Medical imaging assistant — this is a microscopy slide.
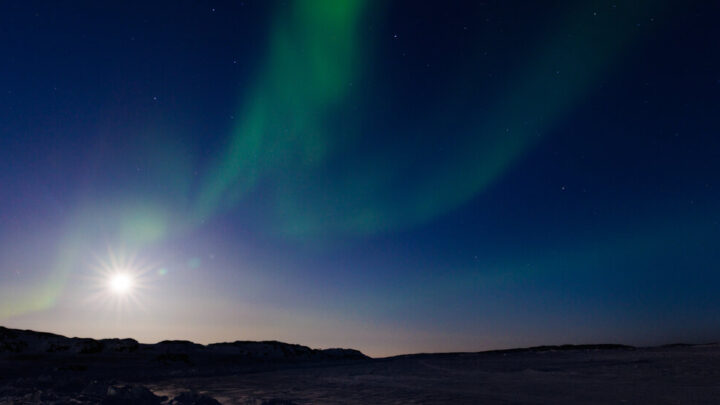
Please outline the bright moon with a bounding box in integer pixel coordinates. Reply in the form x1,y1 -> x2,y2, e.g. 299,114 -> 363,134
109,273 -> 133,294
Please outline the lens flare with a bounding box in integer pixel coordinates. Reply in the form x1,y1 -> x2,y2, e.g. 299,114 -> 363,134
108,273 -> 133,295
84,247 -> 158,315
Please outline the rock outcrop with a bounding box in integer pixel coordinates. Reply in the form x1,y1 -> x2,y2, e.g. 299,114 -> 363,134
0,325 -> 368,362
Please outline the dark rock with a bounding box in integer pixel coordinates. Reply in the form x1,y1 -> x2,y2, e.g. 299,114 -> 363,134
155,340 -> 204,352
82,380 -> 110,399
0,325 -> 370,372
79,338 -> 104,354
48,343 -> 71,352
0,327 -> 28,353
102,338 -> 140,352
320,348 -> 369,360
57,363 -> 88,372
54,379 -> 86,393
207,341 -> 312,360
156,352 -> 192,365
169,390 -> 222,405
103,384 -> 166,405
0,338 -> 27,353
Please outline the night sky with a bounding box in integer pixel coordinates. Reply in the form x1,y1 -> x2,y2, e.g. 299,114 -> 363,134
2,1 -> 720,357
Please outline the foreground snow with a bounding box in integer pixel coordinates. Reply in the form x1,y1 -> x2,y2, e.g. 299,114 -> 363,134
1,326 -> 719,404
148,345 -> 720,404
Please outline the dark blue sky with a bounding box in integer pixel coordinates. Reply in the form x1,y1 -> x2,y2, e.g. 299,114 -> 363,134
1,1 -> 719,356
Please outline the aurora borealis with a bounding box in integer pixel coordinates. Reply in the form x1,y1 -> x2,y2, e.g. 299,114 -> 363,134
2,1 -> 720,356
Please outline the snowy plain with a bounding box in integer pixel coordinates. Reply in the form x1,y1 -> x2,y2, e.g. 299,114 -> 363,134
1,327 -> 719,404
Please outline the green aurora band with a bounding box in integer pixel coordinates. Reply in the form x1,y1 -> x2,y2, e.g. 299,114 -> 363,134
195,0 -> 367,223
194,1 -> 665,237
1,1 -> 670,320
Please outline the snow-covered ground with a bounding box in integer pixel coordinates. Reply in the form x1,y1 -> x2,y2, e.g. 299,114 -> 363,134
147,345 -> 720,404
1,326 -> 719,404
